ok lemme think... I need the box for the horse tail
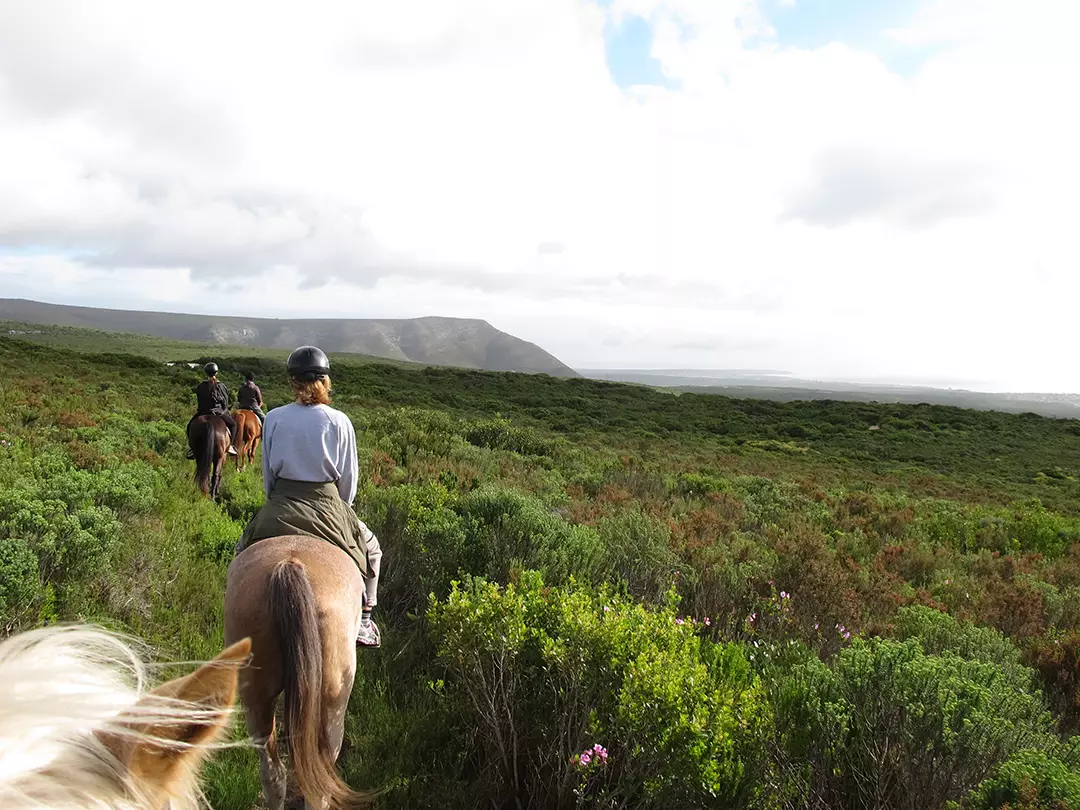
[268,559,365,809]
[193,418,214,494]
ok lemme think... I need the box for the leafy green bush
[427,571,771,809]
[464,416,556,457]
[1009,499,1080,558]
[0,536,39,630]
[771,637,1056,810]
[960,749,1080,809]
[189,509,244,564]
[368,407,462,465]
[894,605,1037,693]
[361,481,468,618]
[456,486,604,586]
[595,508,682,603]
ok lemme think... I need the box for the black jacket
[195,380,230,415]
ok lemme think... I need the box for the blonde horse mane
[0,624,249,810]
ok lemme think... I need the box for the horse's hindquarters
[225,535,364,678]
[224,534,369,809]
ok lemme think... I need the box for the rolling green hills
[4,330,1080,809]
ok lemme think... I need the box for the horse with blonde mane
[0,624,250,810]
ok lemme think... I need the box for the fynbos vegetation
[5,330,1080,809]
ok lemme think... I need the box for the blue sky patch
[597,0,939,83]
[598,1,679,90]
[764,0,936,76]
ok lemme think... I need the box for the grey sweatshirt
[261,403,358,504]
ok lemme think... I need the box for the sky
[0,0,1078,392]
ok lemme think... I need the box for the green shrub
[894,605,1037,693]
[1009,500,1080,558]
[771,637,1056,810]
[361,481,468,618]
[427,571,771,808]
[464,416,557,457]
[457,486,604,586]
[961,749,1080,809]
[0,536,39,630]
[595,508,682,603]
[189,509,243,565]
[368,407,462,464]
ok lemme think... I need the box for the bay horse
[0,623,250,810]
[233,409,262,472]
[224,535,371,810]
[188,413,229,500]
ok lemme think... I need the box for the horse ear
[119,638,251,798]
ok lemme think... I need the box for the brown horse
[233,409,262,472]
[188,413,229,500]
[224,535,371,810]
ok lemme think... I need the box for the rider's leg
[252,404,266,425]
[220,411,239,455]
[185,414,197,459]
[356,520,382,647]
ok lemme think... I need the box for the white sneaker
[356,620,381,648]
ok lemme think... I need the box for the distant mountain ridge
[581,369,1080,419]
[0,298,579,377]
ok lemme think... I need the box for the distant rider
[233,346,383,647]
[186,362,238,459]
[237,372,266,425]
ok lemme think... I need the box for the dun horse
[187,413,229,500]
[0,623,249,810]
[233,409,262,472]
[224,535,371,810]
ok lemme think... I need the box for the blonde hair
[290,375,331,406]
[0,624,242,810]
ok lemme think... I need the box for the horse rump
[267,559,366,809]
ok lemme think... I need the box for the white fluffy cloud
[0,0,1077,390]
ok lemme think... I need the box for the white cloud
[0,0,1077,391]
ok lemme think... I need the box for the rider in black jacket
[186,362,238,458]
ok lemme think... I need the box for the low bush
[427,571,771,809]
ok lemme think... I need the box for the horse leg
[244,694,288,810]
[212,458,222,501]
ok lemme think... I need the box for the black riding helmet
[204,362,219,377]
[287,346,330,381]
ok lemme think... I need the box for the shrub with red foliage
[771,525,861,648]
[668,494,744,554]
[54,409,97,429]
[977,578,1048,640]
[1024,631,1080,732]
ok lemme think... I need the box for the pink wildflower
[580,752,592,766]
